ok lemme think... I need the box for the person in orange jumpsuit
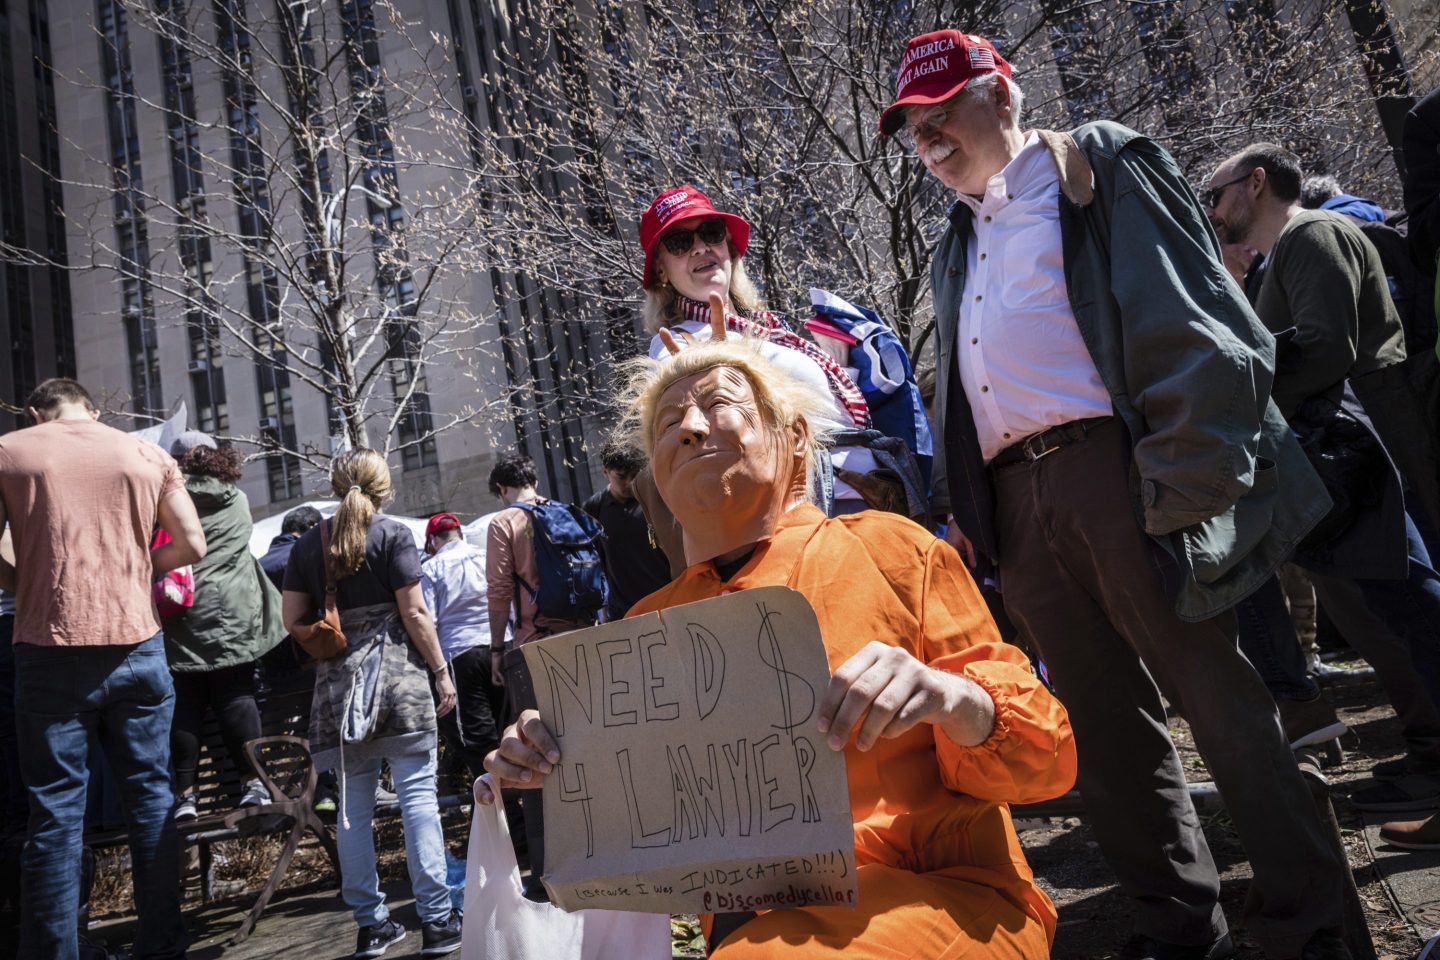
[482,319,1077,958]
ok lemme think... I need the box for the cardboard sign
[522,585,857,913]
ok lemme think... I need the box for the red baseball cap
[879,31,1012,137]
[425,512,462,538]
[638,186,750,289]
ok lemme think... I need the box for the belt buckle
[1022,430,1060,462]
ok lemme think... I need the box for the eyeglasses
[660,218,729,256]
[897,103,954,151]
[1202,173,1251,209]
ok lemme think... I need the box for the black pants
[170,663,263,795]
[435,646,503,780]
[993,417,1343,958]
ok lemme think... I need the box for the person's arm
[1105,136,1276,535]
[1262,221,1369,417]
[486,516,514,683]
[817,538,1075,805]
[395,580,457,718]
[153,487,207,575]
[0,508,14,593]
[282,589,311,639]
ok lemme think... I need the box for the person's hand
[474,773,500,806]
[433,668,457,718]
[817,641,994,751]
[657,292,729,356]
[483,709,560,792]
[943,517,976,568]
[491,650,506,687]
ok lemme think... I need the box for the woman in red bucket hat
[634,187,875,516]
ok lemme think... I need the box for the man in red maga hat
[883,28,1351,960]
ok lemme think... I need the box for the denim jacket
[930,121,1330,622]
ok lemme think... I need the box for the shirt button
[1007,193,1014,200]
[970,337,978,345]
[1003,432,1011,439]
[983,215,992,223]
[981,385,990,393]
[947,267,959,277]
[974,295,982,302]
[980,253,987,261]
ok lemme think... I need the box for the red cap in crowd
[425,512,462,538]
[638,186,750,288]
[879,30,1012,137]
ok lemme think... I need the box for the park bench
[85,684,338,946]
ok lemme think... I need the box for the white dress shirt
[955,133,1111,463]
[421,538,495,662]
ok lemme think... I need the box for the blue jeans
[1237,576,1320,702]
[0,617,27,837]
[337,746,450,927]
[14,634,186,960]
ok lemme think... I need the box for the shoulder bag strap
[319,519,339,618]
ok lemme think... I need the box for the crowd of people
[0,23,1438,960]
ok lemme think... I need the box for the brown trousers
[992,417,1342,958]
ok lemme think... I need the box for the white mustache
[922,142,955,165]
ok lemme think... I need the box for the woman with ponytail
[281,449,462,959]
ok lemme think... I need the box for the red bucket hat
[879,30,1012,137]
[638,186,751,289]
[425,512,462,538]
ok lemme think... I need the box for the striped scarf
[676,297,871,429]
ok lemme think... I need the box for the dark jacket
[260,533,299,592]
[162,475,286,670]
[1403,87,1440,272]
[930,122,1330,622]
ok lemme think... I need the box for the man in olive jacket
[882,30,1346,960]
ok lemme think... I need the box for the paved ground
[87,670,1440,959]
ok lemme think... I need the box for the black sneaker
[421,909,463,957]
[354,918,406,959]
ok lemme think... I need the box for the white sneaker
[175,795,198,821]
[375,784,398,806]
[239,780,271,807]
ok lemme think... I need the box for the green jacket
[930,121,1331,621]
[163,475,285,671]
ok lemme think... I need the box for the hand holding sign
[509,586,857,913]
[480,711,560,800]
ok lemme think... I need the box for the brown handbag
[293,520,347,660]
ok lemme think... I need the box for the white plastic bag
[461,781,672,960]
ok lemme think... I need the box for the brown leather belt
[989,416,1112,470]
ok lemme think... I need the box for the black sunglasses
[1202,173,1250,209]
[660,217,729,256]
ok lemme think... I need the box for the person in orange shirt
[483,323,1076,958]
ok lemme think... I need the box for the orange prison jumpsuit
[628,504,1077,960]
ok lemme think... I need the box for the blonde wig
[328,448,395,581]
[617,338,833,500]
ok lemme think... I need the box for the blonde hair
[641,249,763,335]
[328,448,394,581]
[617,338,832,500]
